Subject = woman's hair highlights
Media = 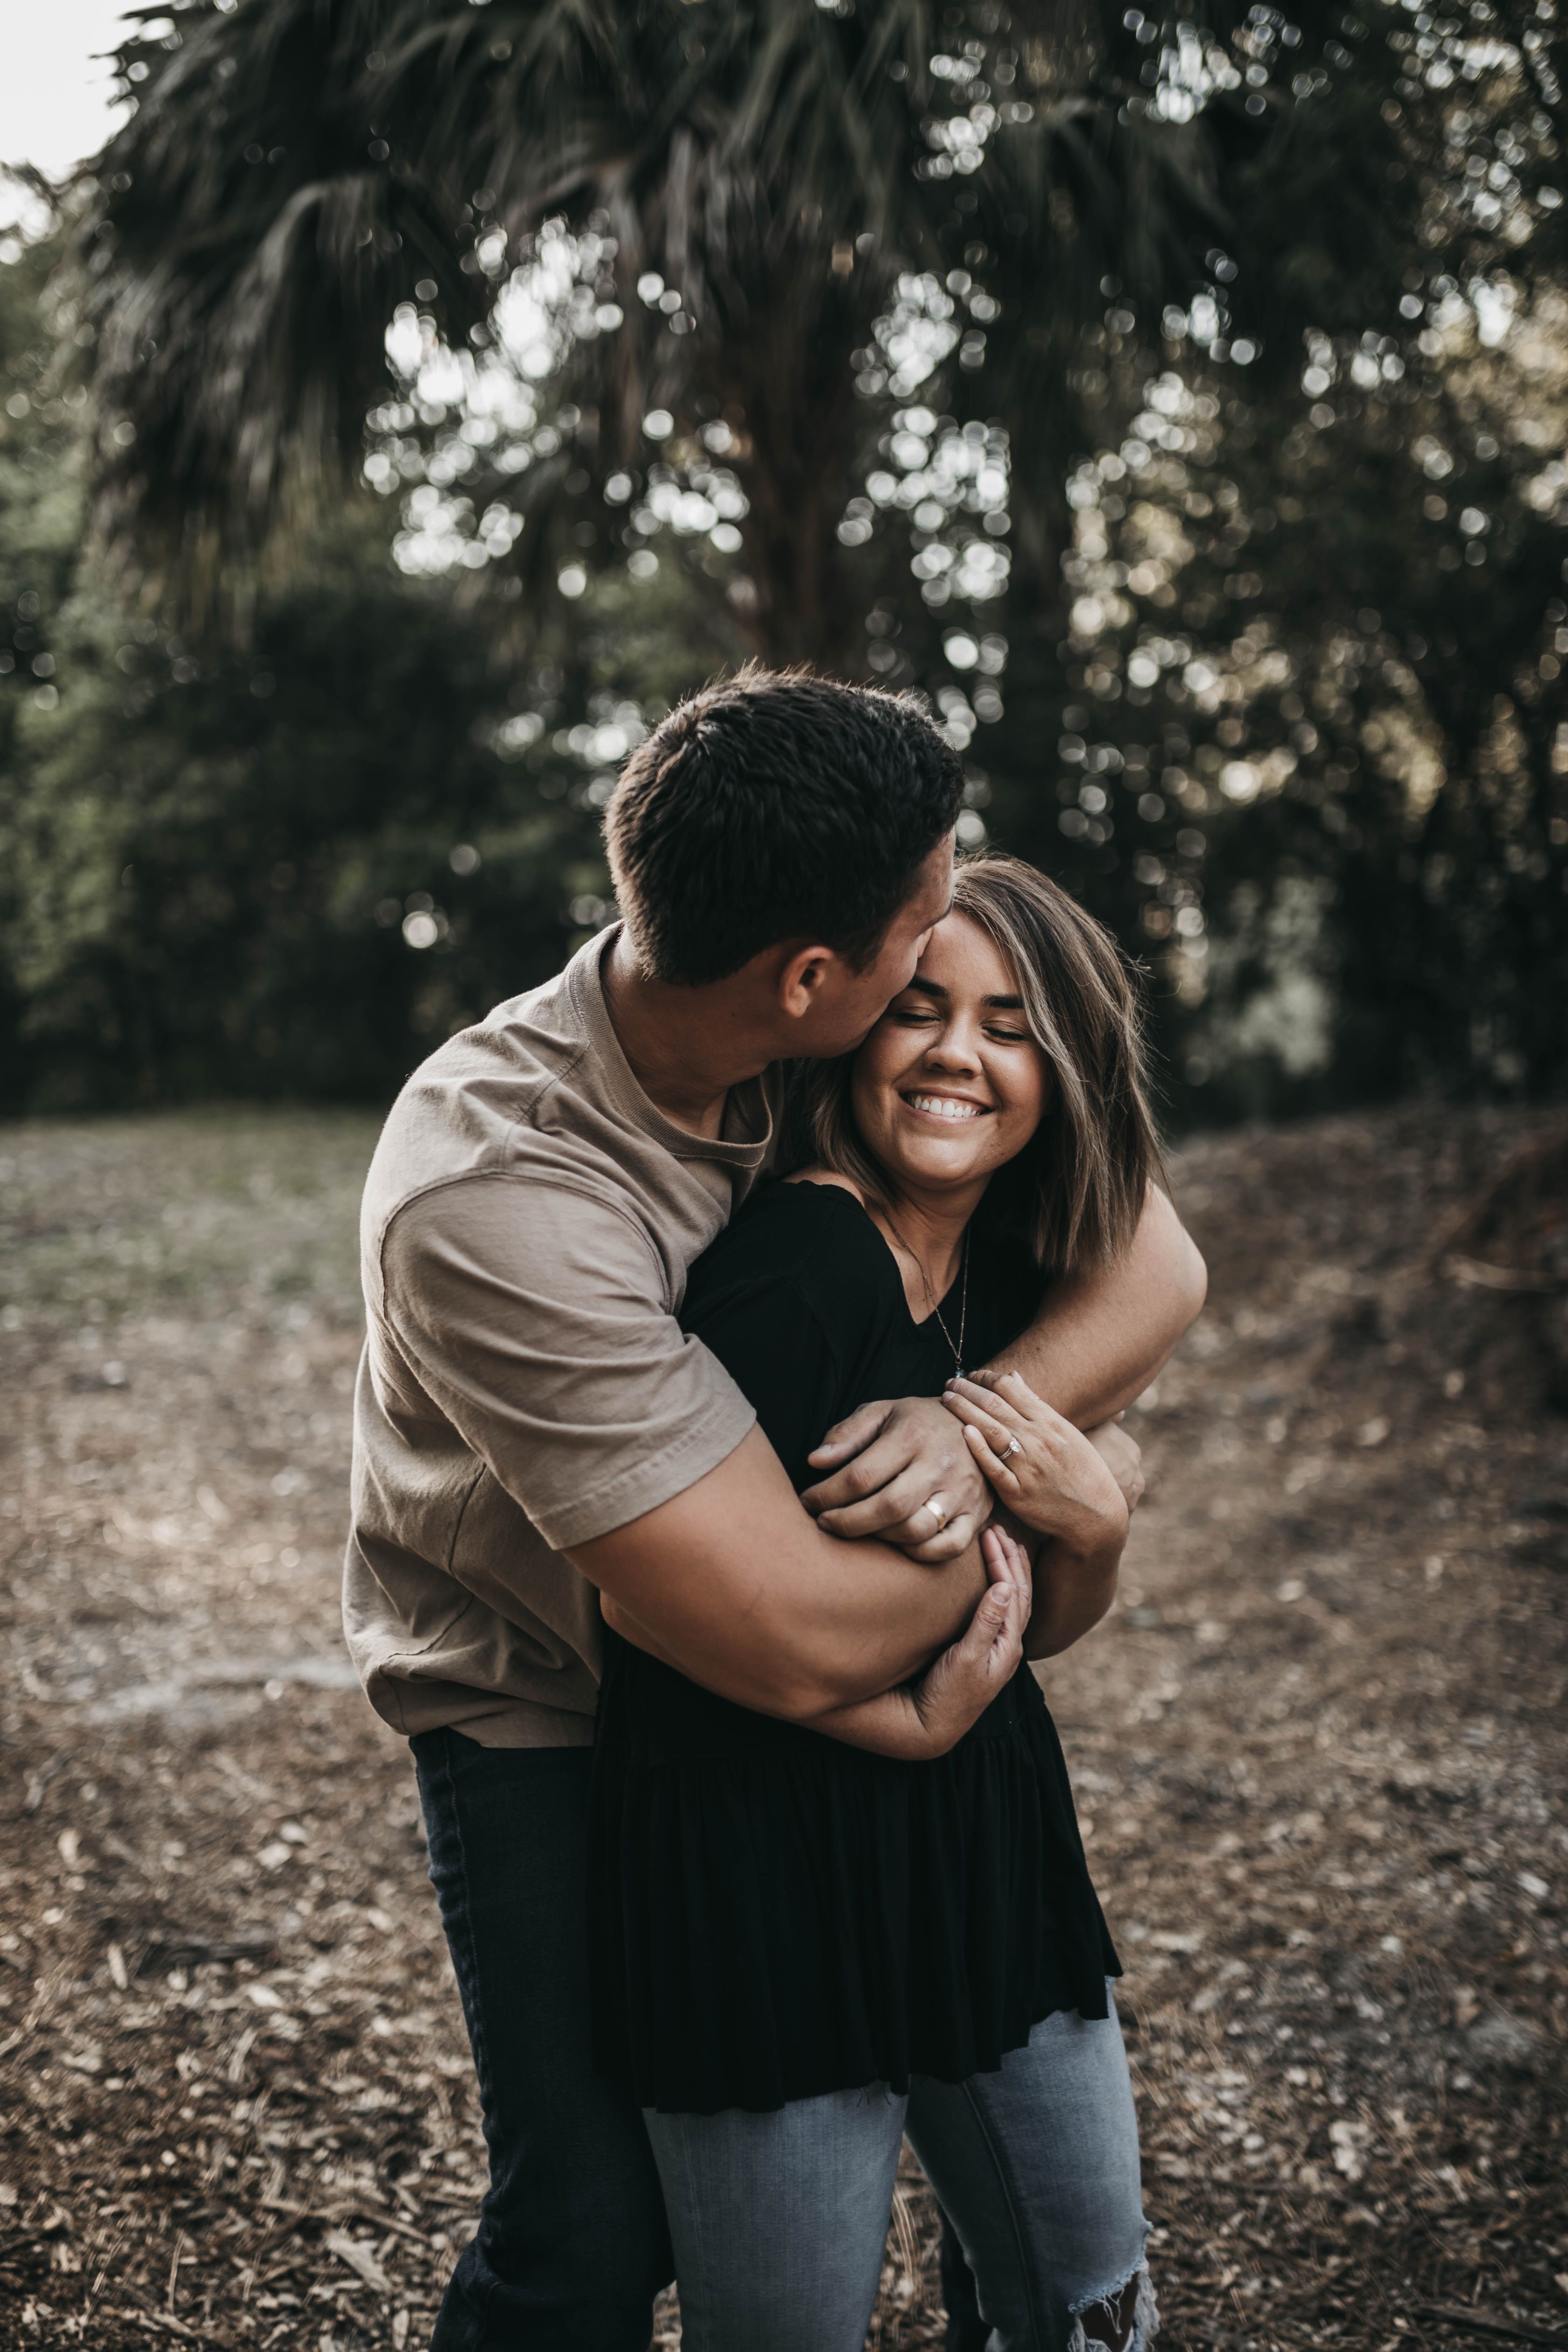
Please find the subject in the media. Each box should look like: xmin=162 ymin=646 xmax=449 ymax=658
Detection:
xmin=781 ymin=853 xmax=1165 ymax=1274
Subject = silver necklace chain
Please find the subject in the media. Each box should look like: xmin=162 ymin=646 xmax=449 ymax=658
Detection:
xmin=887 ymin=1218 xmax=969 ymax=1377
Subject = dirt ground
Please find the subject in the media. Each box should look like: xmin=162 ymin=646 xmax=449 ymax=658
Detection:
xmin=1 ymin=1101 xmax=1565 ymax=2352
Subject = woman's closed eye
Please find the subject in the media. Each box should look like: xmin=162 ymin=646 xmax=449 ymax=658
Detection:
xmin=892 ymin=1006 xmax=1030 ymax=1045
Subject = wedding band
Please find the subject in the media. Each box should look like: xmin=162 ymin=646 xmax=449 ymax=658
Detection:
xmin=923 ymin=1495 xmax=949 ymax=1533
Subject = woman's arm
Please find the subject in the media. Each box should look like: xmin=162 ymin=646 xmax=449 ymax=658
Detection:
xmin=939 ymin=1372 xmax=1132 ymax=1659
xmin=801 ymin=1183 xmax=1205 ymax=1556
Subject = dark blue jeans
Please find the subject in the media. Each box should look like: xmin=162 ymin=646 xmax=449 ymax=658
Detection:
xmin=411 ymin=1730 xmax=673 ymax=2351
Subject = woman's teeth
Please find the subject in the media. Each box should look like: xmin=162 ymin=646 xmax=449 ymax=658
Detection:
xmin=904 ymin=1093 xmax=986 ymax=1121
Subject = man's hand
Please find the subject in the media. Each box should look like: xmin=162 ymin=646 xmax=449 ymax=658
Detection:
xmin=801 ymin=1393 xmax=990 ymax=1561
xmin=796 ymin=1186 xmax=1201 ymax=1562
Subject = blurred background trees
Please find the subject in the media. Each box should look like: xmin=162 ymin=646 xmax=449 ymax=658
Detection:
xmin=2 ymin=0 xmax=1565 ymax=1116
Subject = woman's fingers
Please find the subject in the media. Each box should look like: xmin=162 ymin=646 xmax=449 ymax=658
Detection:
xmin=981 ymin=1525 xmax=1030 ymax=1615
xmin=980 ymin=1522 xmax=1015 ymax=1574
xmin=996 ymin=1568 xmax=1026 ymax=1658
xmin=943 ymin=1374 xmax=1028 ymax=1430
xmin=968 ymin=1578 xmax=1018 ymax=1666
xmin=956 ymin=1580 xmax=1011 ymax=1665
xmin=956 ymin=1368 xmax=1060 ymax=1428
xmin=946 ymin=1370 xmax=1071 ymax=1451
xmin=931 ymin=1373 xmax=1029 ymax=1449
xmin=941 ymin=1387 xmax=1021 ymax=1456
xmin=985 ymin=1524 xmax=1032 ymax=1619
xmin=950 ymin=1531 xmax=1024 ymax=1682
xmin=979 ymin=1522 xmax=1015 ymax=1583
xmin=962 ymin=1423 xmax=1024 ymax=1496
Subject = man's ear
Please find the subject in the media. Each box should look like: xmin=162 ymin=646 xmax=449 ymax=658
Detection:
xmin=776 ymin=943 xmax=841 ymax=1021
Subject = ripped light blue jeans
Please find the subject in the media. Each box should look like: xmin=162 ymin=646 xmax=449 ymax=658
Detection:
xmin=643 ymin=1998 xmax=1155 ymax=2352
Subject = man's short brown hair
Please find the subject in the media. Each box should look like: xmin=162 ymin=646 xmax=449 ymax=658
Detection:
xmin=605 ymin=667 xmax=963 ymax=986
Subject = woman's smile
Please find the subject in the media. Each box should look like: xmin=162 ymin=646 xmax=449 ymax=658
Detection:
xmin=900 ymin=1090 xmax=993 ymax=1124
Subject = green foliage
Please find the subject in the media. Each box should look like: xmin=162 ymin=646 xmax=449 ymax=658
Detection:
xmin=1 ymin=240 xmax=693 ymax=1108
xmin=980 ymin=300 xmax=1568 ymax=1114
xmin=71 ymin=0 xmax=1566 ymax=643
xmin=2 ymin=1 xmax=1566 ymax=1118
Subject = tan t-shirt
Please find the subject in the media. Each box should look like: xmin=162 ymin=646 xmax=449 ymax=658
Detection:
xmin=343 ymin=927 xmax=776 ymax=1748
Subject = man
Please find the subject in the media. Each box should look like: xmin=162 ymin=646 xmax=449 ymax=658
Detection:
xmin=344 ymin=668 xmax=1205 ymax=2350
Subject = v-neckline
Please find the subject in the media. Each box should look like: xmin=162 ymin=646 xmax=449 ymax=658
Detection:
xmin=788 ymin=1177 xmax=964 ymax=1333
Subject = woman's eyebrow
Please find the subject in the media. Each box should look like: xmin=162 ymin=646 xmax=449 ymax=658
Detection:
xmin=907 ymin=976 xmax=1026 ymax=1010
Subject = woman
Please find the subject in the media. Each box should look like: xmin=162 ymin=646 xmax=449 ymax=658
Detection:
xmin=589 ymin=854 xmax=1165 ymax=2352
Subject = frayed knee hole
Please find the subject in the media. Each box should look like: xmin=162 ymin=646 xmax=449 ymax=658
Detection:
xmin=1066 ymin=2263 xmax=1159 ymax=2352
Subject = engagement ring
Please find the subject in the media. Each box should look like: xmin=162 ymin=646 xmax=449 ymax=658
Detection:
xmin=1003 ymin=1437 xmax=1023 ymax=1460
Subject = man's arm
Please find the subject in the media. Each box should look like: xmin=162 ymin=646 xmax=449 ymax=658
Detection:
xmin=801 ymin=1183 xmax=1206 ymax=1555
xmin=380 ymin=1182 xmax=992 ymax=1724
xmin=570 ymin=1426 xmax=988 ymax=1721
xmin=602 ymin=1521 xmax=1031 ymax=1755
xmin=987 ymin=1182 xmax=1207 ymax=1422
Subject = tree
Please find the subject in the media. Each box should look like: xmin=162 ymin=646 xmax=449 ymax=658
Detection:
xmin=2 ymin=233 xmax=705 ymax=1110
xmin=18 ymin=0 xmax=1568 ymax=1115
xmin=980 ymin=28 xmax=1568 ymax=1111
xmin=75 ymin=0 xmax=1488 ymax=662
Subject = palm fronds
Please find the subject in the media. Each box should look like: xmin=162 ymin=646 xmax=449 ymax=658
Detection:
xmin=67 ymin=0 xmax=1568 ymax=643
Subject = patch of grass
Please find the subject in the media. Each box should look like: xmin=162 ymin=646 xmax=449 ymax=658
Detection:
xmin=0 ymin=1108 xmax=380 ymax=1327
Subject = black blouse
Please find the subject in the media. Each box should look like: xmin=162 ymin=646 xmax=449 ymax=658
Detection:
xmin=587 ymin=1180 xmax=1119 ymax=2115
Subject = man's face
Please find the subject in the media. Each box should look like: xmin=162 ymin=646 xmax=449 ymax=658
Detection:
xmin=798 ymin=831 xmax=957 ymax=1058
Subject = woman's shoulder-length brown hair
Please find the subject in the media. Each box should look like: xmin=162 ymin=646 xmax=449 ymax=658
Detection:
xmin=779 ymin=851 xmax=1166 ymax=1275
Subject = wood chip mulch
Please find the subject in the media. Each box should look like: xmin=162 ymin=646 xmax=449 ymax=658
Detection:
xmin=1 ymin=1102 xmax=1564 ymax=2352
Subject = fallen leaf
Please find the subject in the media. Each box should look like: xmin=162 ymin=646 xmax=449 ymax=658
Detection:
xmin=325 ymin=2230 xmax=392 ymax=2295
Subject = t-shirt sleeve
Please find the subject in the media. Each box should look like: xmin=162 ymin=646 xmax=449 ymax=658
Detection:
xmin=378 ymin=1175 xmax=757 ymax=1552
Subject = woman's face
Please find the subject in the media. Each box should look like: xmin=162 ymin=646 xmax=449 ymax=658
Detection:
xmin=850 ymin=911 xmax=1051 ymax=1199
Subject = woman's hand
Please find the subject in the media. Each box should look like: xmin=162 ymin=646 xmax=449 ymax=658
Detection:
xmin=906 ymin=1523 xmax=1032 ymax=1751
xmin=801 ymin=1522 xmax=1031 ymax=1760
xmin=939 ymin=1371 xmax=1133 ymax=1554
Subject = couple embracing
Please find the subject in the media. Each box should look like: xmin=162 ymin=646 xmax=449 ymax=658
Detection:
xmin=344 ymin=668 xmax=1206 ymax=2352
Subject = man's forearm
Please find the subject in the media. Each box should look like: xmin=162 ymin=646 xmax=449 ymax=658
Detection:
xmin=573 ymin=1426 xmax=987 ymax=1720
xmin=988 ymin=1184 xmax=1206 ymax=1426
xmin=603 ymin=1613 xmax=937 ymax=1754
